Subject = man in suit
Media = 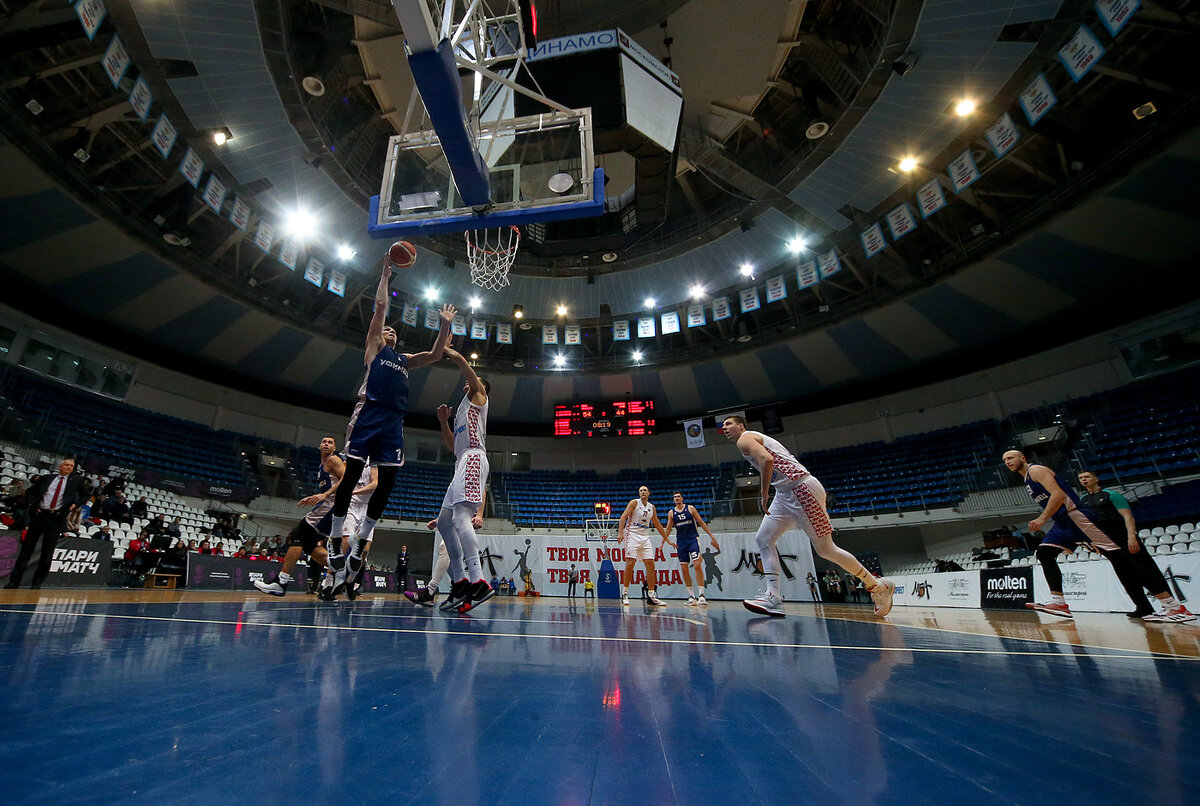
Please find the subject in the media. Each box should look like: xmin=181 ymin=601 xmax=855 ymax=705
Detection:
xmin=396 ymin=544 xmax=410 ymax=593
xmin=4 ymin=457 xmax=90 ymax=589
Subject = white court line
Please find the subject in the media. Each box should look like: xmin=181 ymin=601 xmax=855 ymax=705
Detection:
xmin=680 ymin=617 xmax=708 ymax=626
xmin=0 ymin=606 xmax=1192 ymax=661
xmin=343 ymin=612 xmax=563 ymax=625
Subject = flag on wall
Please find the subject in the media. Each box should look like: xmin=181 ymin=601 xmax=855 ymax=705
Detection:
xmin=684 ymin=418 xmax=706 ymax=449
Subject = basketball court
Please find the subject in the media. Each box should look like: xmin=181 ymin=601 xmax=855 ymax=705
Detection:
xmin=1 ymin=589 xmax=1196 ymax=803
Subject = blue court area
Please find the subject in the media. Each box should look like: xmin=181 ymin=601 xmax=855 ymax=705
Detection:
xmin=1 ymin=593 xmax=1197 ymax=805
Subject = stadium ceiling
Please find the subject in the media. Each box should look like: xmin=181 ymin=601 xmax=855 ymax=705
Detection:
xmin=1 ymin=0 xmax=1199 ymax=426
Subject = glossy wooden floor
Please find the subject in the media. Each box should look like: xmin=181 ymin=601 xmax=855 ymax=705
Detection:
xmin=1 ymin=589 xmax=1197 ymax=805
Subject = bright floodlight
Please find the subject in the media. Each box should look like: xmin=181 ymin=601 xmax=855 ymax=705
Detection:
xmin=212 ymin=131 xmax=227 ymax=146
xmin=739 ymin=263 xmax=754 ymax=277
xmin=553 ymin=354 xmax=566 ymax=367
xmin=424 ymin=286 xmax=438 ymax=301
xmin=899 ymin=157 xmax=918 ymax=173
xmin=336 ymin=244 xmax=356 ymax=261
xmin=632 ymin=350 xmax=643 ymax=362
xmin=955 ymin=99 xmax=976 ymax=116
xmin=643 ymin=297 xmax=656 ymax=309
xmin=689 ymin=284 xmax=705 ymax=299
xmin=787 ymin=238 xmax=807 ymax=254
xmin=469 ymin=295 xmax=482 ymax=309
xmin=556 ymin=304 xmax=568 ymax=316
xmin=469 ymin=352 xmax=479 ymax=360
xmin=284 ymin=209 xmax=318 ymax=239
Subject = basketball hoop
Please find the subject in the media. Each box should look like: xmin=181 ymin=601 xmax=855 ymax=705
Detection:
xmin=465 ymin=225 xmax=520 ymax=291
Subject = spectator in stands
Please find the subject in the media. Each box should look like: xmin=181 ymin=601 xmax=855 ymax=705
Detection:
xmin=213 ymin=542 xmax=225 ymax=556
xmin=146 ymin=514 xmax=166 ymax=536
xmin=1077 ymin=470 xmax=1194 ymax=622
xmin=198 ymin=539 xmax=212 ymax=554
xmin=123 ymin=530 xmax=156 ymax=583
xmin=167 ymin=517 xmax=182 ymax=539
xmin=5 ymin=457 xmax=89 ymax=589
xmin=131 ymin=496 xmax=149 ymax=520
xmin=92 ymin=525 xmax=113 ymax=541
xmin=491 ymin=574 xmax=499 ymax=592
xmin=103 ymin=477 xmax=125 ymax=498
xmin=187 ymin=539 xmax=198 ymax=552
xmin=110 ymin=495 xmax=133 ymax=527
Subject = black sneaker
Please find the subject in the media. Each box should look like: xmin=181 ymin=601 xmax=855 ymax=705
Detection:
xmin=345 ymin=575 xmax=359 ymax=600
xmin=458 ymin=580 xmax=495 ymax=613
xmin=405 ymin=584 xmax=438 ymax=607
xmin=439 ymin=579 xmax=471 ymax=611
xmin=347 ymin=553 xmax=363 ymax=578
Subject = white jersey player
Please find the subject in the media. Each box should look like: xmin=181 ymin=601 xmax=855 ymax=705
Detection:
xmin=617 ymin=486 xmax=668 ymax=606
xmin=722 ymin=415 xmax=894 ymax=618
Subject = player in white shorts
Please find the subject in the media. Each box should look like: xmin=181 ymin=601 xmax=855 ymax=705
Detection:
xmin=722 ymin=414 xmax=895 ymax=618
xmin=341 ymin=463 xmax=379 ymax=601
xmin=617 ymin=486 xmax=668 ymax=606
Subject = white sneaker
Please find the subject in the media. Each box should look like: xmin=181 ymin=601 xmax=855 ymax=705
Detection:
xmin=1144 ymin=605 xmax=1197 ymax=623
xmin=697 ymin=595 xmax=707 ymax=605
xmin=620 ymin=592 xmax=629 ymax=605
xmin=870 ymin=577 xmax=896 ymax=617
xmin=647 ymin=591 xmax=667 ymax=607
xmin=685 ymin=595 xmax=698 ymax=606
xmin=254 ymin=579 xmax=287 ymax=596
xmin=742 ymin=592 xmax=784 ymax=617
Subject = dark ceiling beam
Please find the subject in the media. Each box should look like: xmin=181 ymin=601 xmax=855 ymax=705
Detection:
xmin=2 ymin=50 xmax=106 ymax=89
xmin=307 ymin=0 xmax=401 ymax=29
xmin=1090 ymin=64 xmax=1175 ymax=94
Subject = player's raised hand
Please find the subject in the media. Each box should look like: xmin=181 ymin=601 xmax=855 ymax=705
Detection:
xmin=381 ymin=262 xmax=392 ymax=281
xmin=439 ymin=303 xmax=457 ymax=324
xmin=436 ymin=403 xmax=453 ymax=422
xmin=443 ymin=346 xmax=461 ymax=361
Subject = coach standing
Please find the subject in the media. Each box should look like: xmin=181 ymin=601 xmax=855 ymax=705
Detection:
xmin=4 ymin=458 xmax=89 ymax=589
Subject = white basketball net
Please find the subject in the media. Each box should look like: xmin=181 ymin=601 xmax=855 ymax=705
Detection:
xmin=465 ymin=225 xmax=520 ymax=291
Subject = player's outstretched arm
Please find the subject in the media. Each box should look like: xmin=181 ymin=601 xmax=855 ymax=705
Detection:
xmin=364 ymin=263 xmax=392 ymax=364
xmin=444 ymin=346 xmax=487 ymax=404
xmin=617 ymin=499 xmax=636 ymax=542
xmin=737 ymin=433 xmax=774 ymax=511
xmin=435 ymin=404 xmax=455 ymax=453
xmin=692 ymin=505 xmax=720 ymax=550
xmin=407 ymin=303 xmax=456 ymax=369
xmin=473 ymin=487 xmax=487 ymax=530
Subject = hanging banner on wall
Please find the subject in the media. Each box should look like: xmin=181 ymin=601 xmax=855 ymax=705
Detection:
xmin=74 ymin=0 xmax=108 ymax=41
xmin=451 ymin=315 xmax=468 ymax=337
xmin=818 ymin=249 xmax=841 ymax=279
xmin=766 ymin=275 xmax=787 ymax=303
xmin=401 ymin=301 xmax=418 ymax=327
xmin=279 ymin=238 xmax=299 ymax=270
xmin=564 ymin=323 xmax=582 ymax=344
xmin=128 ymin=75 xmax=153 ymax=122
xmin=985 ymin=112 xmax=1020 ymax=159
xmin=660 ymin=310 xmax=680 ymax=334
xmin=151 ymin=114 xmax=178 ymax=159
xmin=179 ymin=146 xmax=204 ymax=188
xmin=304 ymin=256 xmax=324 ymax=287
xmin=797 ymin=258 xmax=820 ymax=289
xmin=948 ymin=148 xmax=981 ymax=193
xmin=327 ymin=270 xmax=346 ymax=297
xmin=916 ymin=177 xmax=947 ymax=219
xmin=229 ymin=197 xmax=251 ymax=232
xmin=886 ymin=203 xmax=918 ymax=240
xmin=424 ymin=309 xmax=440 ymax=330
xmin=613 ymin=320 xmax=631 ymax=341
xmin=542 ymin=325 xmax=559 ymax=344
xmin=254 ymin=220 xmax=275 ymax=253
xmin=712 ymin=296 xmax=731 ymax=321
xmin=202 ymin=174 xmax=226 ymax=215
xmin=860 ymin=222 xmax=886 ymax=257
xmin=1059 ymin=24 xmax=1105 ymax=82
xmin=684 ymin=418 xmax=706 ymax=449
xmin=1095 ymin=0 xmax=1139 ymax=36
xmin=496 ymin=323 xmax=513 ymax=344
xmin=1019 ymin=73 xmax=1057 ymax=125
xmin=470 ymin=320 xmax=488 ymax=340
xmin=637 ymin=317 xmax=656 ymax=338
xmin=686 ymin=304 xmax=706 ymax=327
xmin=102 ymin=34 xmax=130 ymax=88
xmin=739 ymin=286 xmax=761 ymax=313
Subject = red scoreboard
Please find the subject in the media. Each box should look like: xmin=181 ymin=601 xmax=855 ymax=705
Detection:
xmin=553 ymin=400 xmax=657 ymax=437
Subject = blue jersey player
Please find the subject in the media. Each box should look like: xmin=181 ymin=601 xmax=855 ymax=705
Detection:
xmin=660 ymin=492 xmax=720 ymax=605
xmin=328 ymin=261 xmax=455 ymax=582
xmin=1003 ymin=450 xmax=1144 ymax=619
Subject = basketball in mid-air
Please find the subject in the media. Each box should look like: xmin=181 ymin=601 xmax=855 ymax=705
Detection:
xmin=388 ymin=240 xmax=417 ymax=268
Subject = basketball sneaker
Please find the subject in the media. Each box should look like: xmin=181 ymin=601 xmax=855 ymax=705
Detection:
xmin=405 ymin=583 xmax=438 ymax=607
xmin=439 ymin=579 xmax=472 ymax=611
xmin=620 ymin=592 xmax=630 ymax=606
xmin=1026 ymin=600 xmax=1073 ymax=619
xmin=870 ymin=578 xmax=896 ymax=617
xmin=458 ymin=580 xmax=495 ymax=613
xmin=347 ymin=552 xmax=364 ymax=579
xmin=697 ymin=595 xmax=708 ymax=605
xmin=254 ymin=578 xmax=287 ymax=596
xmin=647 ymin=591 xmax=667 ymax=607
xmin=685 ymin=595 xmax=698 ymax=606
xmin=345 ymin=574 xmax=359 ymax=601
xmin=743 ymin=592 xmax=785 ymax=618
xmin=1144 ymin=605 xmax=1197 ymax=623
xmin=329 ymin=565 xmax=348 ymax=598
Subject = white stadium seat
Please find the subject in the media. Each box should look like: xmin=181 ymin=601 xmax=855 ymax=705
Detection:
xmin=1151 ymin=527 xmax=1166 ymax=536
xmin=1179 ymin=523 xmax=1195 ymax=533
xmin=1173 ymin=542 xmax=1191 ymax=553
xmin=1165 ymin=525 xmax=1180 ymax=535
xmin=1143 ymin=535 xmax=1160 ymax=547
xmin=1138 ymin=528 xmax=1151 ymax=538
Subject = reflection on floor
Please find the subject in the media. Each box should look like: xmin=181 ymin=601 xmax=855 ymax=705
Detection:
xmin=1 ymin=590 xmax=1196 ymax=804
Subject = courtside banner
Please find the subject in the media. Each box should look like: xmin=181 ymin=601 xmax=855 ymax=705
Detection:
xmin=980 ymin=566 xmax=1034 ymax=609
xmin=0 ymin=537 xmax=111 ymax=588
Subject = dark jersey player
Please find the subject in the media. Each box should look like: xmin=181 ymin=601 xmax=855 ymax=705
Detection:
xmin=660 ymin=492 xmax=720 ymax=605
xmin=327 ymin=261 xmax=454 ymax=579
xmin=1002 ymin=450 xmax=1149 ymax=619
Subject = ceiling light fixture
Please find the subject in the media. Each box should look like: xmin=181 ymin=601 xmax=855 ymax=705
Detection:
xmin=689 ymin=284 xmax=705 ymax=300
xmin=644 ymin=297 xmax=656 ymax=309
xmin=898 ymin=157 xmax=917 ymax=173
xmin=955 ymin=99 xmax=976 ymax=117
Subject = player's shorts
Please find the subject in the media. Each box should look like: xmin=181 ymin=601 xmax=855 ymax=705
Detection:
xmin=676 ymin=535 xmax=701 ymax=564
xmin=345 ymin=404 xmax=406 ymax=467
xmin=343 ymin=503 xmax=374 ymax=542
xmin=287 ymin=519 xmax=323 ymax=554
xmin=303 ymin=497 xmax=334 ymax=533
xmin=762 ymin=475 xmax=833 ymax=539
xmin=1039 ymin=510 xmax=1121 ymax=552
xmin=441 ymin=448 xmax=489 ymax=508
xmin=624 ymin=529 xmax=655 ymax=560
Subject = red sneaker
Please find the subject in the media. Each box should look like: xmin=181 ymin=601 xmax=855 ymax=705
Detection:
xmin=1026 ymin=601 xmax=1073 ymax=619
